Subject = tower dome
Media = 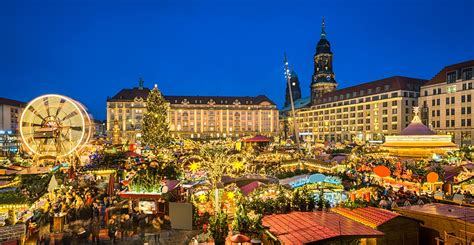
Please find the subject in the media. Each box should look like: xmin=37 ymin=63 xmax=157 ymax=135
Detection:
xmin=311 ymin=17 xmax=337 ymax=104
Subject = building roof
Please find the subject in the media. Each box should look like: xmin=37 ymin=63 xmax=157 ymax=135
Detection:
xmin=396 ymin=203 xmax=474 ymax=225
xmin=281 ymin=96 xmax=311 ymax=112
xmin=424 ymin=60 xmax=474 ymax=86
xmin=312 ymin=76 xmax=426 ymax=106
xmin=331 ymin=207 xmax=400 ymax=228
xmin=262 ymin=211 xmax=383 ymax=245
xmin=108 ymin=87 xmax=276 ymax=105
xmin=108 ymin=87 xmax=150 ymax=101
xmin=0 ymin=97 xmax=25 ymax=108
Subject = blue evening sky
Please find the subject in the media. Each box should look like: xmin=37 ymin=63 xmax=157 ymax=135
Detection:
xmin=1 ymin=0 xmax=472 ymax=120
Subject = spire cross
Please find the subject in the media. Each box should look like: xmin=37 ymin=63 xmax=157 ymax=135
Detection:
xmin=321 ymin=16 xmax=326 ymax=39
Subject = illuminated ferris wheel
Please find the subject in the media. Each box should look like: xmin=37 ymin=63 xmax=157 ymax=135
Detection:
xmin=19 ymin=94 xmax=93 ymax=158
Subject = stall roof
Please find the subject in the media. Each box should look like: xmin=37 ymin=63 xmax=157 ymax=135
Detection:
xmin=396 ymin=203 xmax=474 ymax=225
xmin=331 ymin=207 xmax=400 ymax=228
xmin=242 ymin=135 xmax=270 ymax=143
xmin=279 ymin=174 xmax=309 ymax=186
xmin=262 ymin=211 xmax=383 ymax=245
xmin=240 ymin=181 xmax=264 ymax=196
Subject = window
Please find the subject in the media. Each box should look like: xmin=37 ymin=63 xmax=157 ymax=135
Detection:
xmin=451 ymin=120 xmax=455 ymax=127
xmin=392 ymin=124 xmax=397 ymax=130
xmin=451 ymin=97 xmax=455 ymax=104
xmin=462 ymin=119 xmax=466 ymax=127
xmin=432 ymin=100 xmax=435 ymax=106
xmin=468 ymin=107 xmax=472 ymax=114
xmin=446 ymin=120 xmax=450 ymax=127
xmin=432 ymin=110 xmax=435 ymax=117
xmin=447 ymin=71 xmax=457 ymax=84
xmin=437 ymin=99 xmax=440 ymax=106
xmin=446 ymin=109 xmax=450 ymax=116
xmin=468 ymin=95 xmax=472 ymax=102
xmin=462 ymin=107 xmax=465 ymax=115
xmin=433 ymin=89 xmax=437 ymax=95
xmin=447 ymin=85 xmax=456 ymax=93
xmin=392 ymin=101 xmax=397 ymax=106
xmin=437 ymin=110 xmax=440 ymax=116
xmin=463 ymin=83 xmax=467 ymax=90
xmin=446 ymin=98 xmax=450 ymax=104
xmin=451 ymin=108 xmax=455 ymax=115
xmin=383 ymin=102 xmax=388 ymax=107
xmin=468 ymin=119 xmax=472 ymax=127
xmin=462 ymin=95 xmax=466 ymax=103
xmin=462 ymin=68 xmax=473 ymax=81
xmin=424 ymin=90 xmax=428 ymax=96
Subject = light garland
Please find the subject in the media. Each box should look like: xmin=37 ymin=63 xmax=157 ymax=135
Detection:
xmin=0 ymin=180 xmax=21 ymax=189
xmin=0 ymin=204 xmax=29 ymax=210
xmin=86 ymin=169 xmax=116 ymax=175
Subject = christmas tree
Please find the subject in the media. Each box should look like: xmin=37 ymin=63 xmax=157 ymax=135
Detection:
xmin=142 ymin=84 xmax=170 ymax=150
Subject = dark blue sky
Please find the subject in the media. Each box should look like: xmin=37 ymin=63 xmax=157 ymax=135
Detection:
xmin=1 ymin=0 xmax=472 ymax=120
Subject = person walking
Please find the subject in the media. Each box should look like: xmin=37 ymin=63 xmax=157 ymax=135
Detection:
xmin=138 ymin=211 xmax=147 ymax=239
xmin=90 ymin=218 xmax=101 ymax=244
xmin=152 ymin=215 xmax=164 ymax=244
xmin=107 ymin=218 xmax=118 ymax=243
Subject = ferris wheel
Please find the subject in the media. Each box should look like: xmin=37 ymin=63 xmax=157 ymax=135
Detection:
xmin=19 ymin=94 xmax=93 ymax=158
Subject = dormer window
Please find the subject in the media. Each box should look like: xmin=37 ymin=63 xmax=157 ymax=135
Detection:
xmin=462 ymin=68 xmax=473 ymax=81
xmin=447 ymin=71 xmax=457 ymax=84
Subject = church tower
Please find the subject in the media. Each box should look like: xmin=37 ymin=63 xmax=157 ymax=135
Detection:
xmin=311 ymin=17 xmax=337 ymax=104
xmin=284 ymin=70 xmax=302 ymax=107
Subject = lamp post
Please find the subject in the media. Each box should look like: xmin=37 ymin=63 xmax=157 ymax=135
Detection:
xmin=284 ymin=53 xmax=301 ymax=151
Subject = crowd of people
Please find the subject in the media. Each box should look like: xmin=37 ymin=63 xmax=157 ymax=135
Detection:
xmin=28 ymin=169 xmax=170 ymax=244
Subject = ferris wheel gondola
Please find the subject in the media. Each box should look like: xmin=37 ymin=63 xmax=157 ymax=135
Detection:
xmin=19 ymin=94 xmax=93 ymax=158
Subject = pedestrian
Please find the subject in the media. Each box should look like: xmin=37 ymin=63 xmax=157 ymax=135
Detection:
xmin=131 ymin=209 xmax=139 ymax=235
xmin=152 ymin=215 xmax=163 ymax=244
xmin=108 ymin=218 xmax=117 ymax=243
xmin=90 ymin=218 xmax=101 ymax=244
xmin=123 ymin=214 xmax=132 ymax=238
xmin=138 ymin=211 xmax=147 ymax=238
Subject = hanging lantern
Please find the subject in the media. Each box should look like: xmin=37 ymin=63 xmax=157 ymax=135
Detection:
xmin=374 ymin=166 xmax=391 ymax=178
xmin=427 ymin=172 xmax=439 ymax=183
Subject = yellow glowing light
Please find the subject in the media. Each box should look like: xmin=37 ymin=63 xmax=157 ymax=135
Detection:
xmin=233 ymin=161 xmax=244 ymax=171
xmin=227 ymin=192 xmax=235 ymax=200
xmin=189 ymin=162 xmax=200 ymax=172
xmin=198 ymin=194 xmax=207 ymax=203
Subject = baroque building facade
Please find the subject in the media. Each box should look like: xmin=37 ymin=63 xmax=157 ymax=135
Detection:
xmin=299 ymin=76 xmax=424 ymax=142
xmin=107 ymin=80 xmax=279 ymax=143
xmin=419 ymin=60 xmax=474 ymax=146
xmin=0 ymin=97 xmax=25 ymax=156
xmin=281 ymin=18 xmax=426 ymax=143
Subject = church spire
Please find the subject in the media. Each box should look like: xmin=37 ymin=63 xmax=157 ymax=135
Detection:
xmin=320 ymin=16 xmax=326 ymax=39
xmin=138 ymin=77 xmax=144 ymax=90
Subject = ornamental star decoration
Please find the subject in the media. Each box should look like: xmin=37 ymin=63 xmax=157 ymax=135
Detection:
xmin=189 ymin=162 xmax=200 ymax=173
